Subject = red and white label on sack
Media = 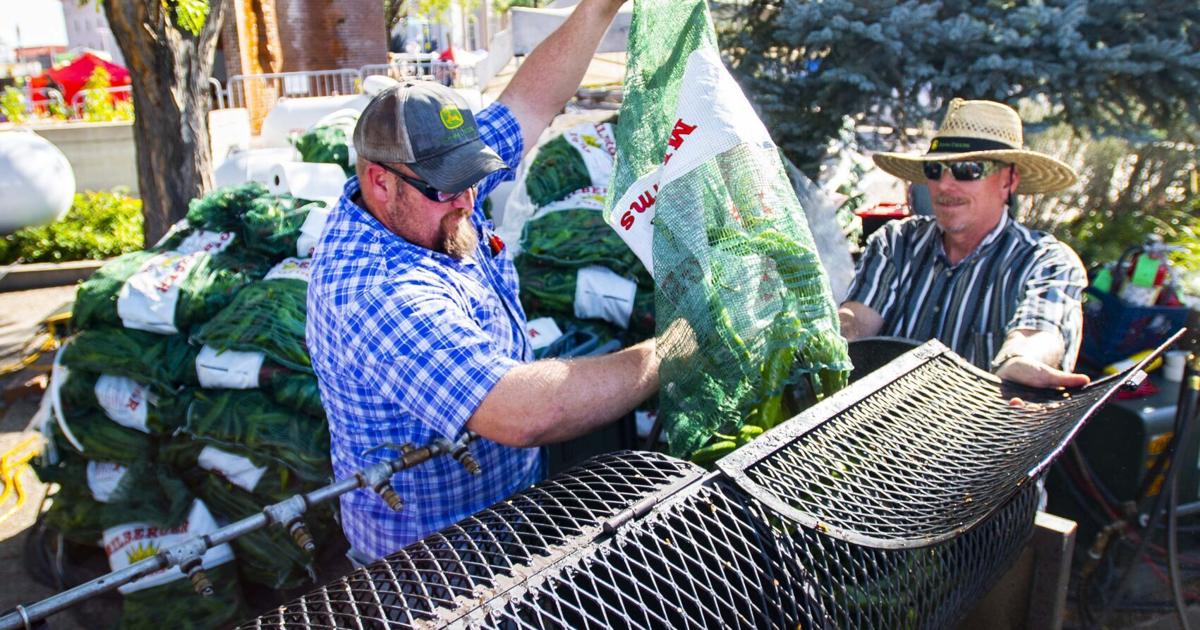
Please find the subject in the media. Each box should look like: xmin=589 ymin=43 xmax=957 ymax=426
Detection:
xmin=94 ymin=374 xmax=154 ymax=434
xmin=574 ymin=266 xmax=637 ymax=329
xmin=563 ymin=122 xmax=618 ymax=189
xmin=297 ymin=205 xmax=331 ymax=258
xmin=86 ymin=461 xmax=128 ymax=503
xmin=175 ymin=229 xmax=237 ymax=255
xmin=531 ymin=186 xmax=608 ymax=219
xmin=117 ymin=251 xmax=206 ymax=334
xmin=195 ymin=345 xmax=264 ymax=389
xmin=526 ymin=317 xmax=565 ymax=351
xmin=103 ymin=499 xmax=234 ymax=594
xmin=197 ymin=446 xmax=267 ymax=493
xmin=608 ymin=47 xmax=775 ymax=278
xmin=265 ymin=257 xmax=312 ymax=282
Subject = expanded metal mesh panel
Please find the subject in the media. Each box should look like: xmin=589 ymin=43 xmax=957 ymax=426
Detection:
xmin=719 ymin=340 xmax=1142 ymax=548
xmin=240 ymin=451 xmax=699 ymax=629
xmin=242 ymin=339 xmax=1156 ymax=629
xmin=439 ymin=478 xmax=1037 ymax=629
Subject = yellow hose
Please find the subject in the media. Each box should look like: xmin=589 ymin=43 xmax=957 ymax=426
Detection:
xmin=0 ymin=434 xmax=43 ymax=526
xmin=0 ymin=309 xmax=69 ymax=376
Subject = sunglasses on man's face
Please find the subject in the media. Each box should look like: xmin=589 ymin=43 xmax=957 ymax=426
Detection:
xmin=922 ymin=160 xmax=1009 ymax=182
xmin=376 ymin=162 xmax=473 ymax=203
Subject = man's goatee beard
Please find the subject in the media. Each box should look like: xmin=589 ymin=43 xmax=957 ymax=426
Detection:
xmin=441 ymin=209 xmax=478 ymax=259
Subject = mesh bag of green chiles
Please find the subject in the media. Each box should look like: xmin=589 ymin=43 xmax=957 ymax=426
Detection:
xmin=183 ymin=389 xmax=331 ymax=484
xmin=262 ymin=366 xmax=324 ymax=417
xmin=72 ymin=251 xmax=159 ymax=331
xmin=241 ymin=196 xmax=325 ymax=260
xmin=190 ymin=346 xmax=325 ymax=418
xmin=53 ymin=409 xmax=155 ymax=464
xmin=186 ymin=182 xmax=270 ymax=232
xmin=525 ymin=121 xmax=618 ymax=207
xmin=191 ymin=258 xmax=313 ymax=373
xmin=61 ymin=328 xmax=199 ymax=392
xmin=604 ymin=0 xmax=850 ymax=459
xmin=35 ymin=448 xmax=192 ymax=532
xmin=519 ymin=200 xmax=648 ymax=277
xmin=60 ymin=370 xmax=191 ymax=435
xmin=294 ymin=124 xmax=354 ymax=176
xmin=33 ymin=451 xmax=191 ymax=547
xmin=516 ymin=259 xmax=656 ymax=338
xmin=70 ymin=248 xmax=260 ymax=336
xmin=160 ymin=438 xmax=302 ymax=505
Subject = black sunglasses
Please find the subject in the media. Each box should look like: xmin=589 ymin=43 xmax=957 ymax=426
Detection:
xmin=375 ymin=162 xmax=473 ymax=203
xmin=922 ymin=160 xmax=1009 ymax=182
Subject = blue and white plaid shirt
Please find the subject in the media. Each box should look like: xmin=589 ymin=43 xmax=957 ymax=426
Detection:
xmin=306 ymin=102 xmax=541 ymax=560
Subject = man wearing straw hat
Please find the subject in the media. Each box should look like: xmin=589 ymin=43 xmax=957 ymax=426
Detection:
xmin=838 ymin=98 xmax=1090 ymax=389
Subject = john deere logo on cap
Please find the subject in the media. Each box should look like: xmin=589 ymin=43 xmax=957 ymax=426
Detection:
xmin=440 ymin=106 xmax=464 ymax=130
xmin=930 ymin=139 xmax=939 ymax=151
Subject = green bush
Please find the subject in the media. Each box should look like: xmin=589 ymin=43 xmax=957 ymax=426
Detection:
xmin=81 ymin=66 xmax=134 ymax=123
xmin=1 ymin=86 xmax=26 ymax=124
xmin=0 ymin=190 xmax=143 ymax=265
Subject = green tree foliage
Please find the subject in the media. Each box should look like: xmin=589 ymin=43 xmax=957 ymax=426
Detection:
xmin=1021 ymin=113 xmax=1198 ymax=269
xmin=493 ymin=0 xmax=545 ymax=12
xmin=169 ymin=0 xmax=209 ymax=35
xmin=0 ymin=87 xmax=26 ymax=124
xmin=80 ymin=66 xmax=135 ymax=122
xmin=721 ymin=0 xmax=1200 ymax=175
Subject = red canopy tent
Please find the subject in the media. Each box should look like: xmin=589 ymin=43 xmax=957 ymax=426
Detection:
xmin=29 ymin=52 xmax=131 ymax=109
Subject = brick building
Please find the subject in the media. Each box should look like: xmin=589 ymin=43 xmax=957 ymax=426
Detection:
xmin=217 ymin=0 xmax=388 ymax=130
xmin=220 ymin=0 xmax=388 ymax=81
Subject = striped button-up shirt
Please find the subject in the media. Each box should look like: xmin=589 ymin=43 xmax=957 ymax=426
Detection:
xmin=845 ymin=214 xmax=1087 ymax=370
xmin=306 ymin=102 xmax=541 ymax=561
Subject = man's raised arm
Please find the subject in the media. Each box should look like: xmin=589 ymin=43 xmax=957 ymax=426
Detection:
xmin=497 ymin=0 xmax=627 ymax=153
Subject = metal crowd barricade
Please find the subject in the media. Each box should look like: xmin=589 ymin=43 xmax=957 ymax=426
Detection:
xmin=15 ymin=86 xmax=67 ymax=119
xmin=240 ymin=338 xmax=1173 ymax=629
xmin=207 ymin=77 xmax=226 ymax=111
xmin=205 ymin=57 xmax=491 ymax=112
xmin=359 ymin=53 xmax=438 ymax=82
xmin=224 ymin=69 xmax=361 ymax=111
xmin=69 ymin=85 xmax=133 ymax=118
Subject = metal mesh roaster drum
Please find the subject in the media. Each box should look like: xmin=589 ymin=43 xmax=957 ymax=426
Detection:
xmin=243 ymin=340 xmax=1150 ymax=629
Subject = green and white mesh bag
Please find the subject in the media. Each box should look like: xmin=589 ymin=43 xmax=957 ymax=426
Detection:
xmin=605 ymin=0 xmax=851 ymax=459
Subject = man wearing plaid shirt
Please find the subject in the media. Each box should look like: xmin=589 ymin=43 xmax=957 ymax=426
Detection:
xmin=839 ymin=99 xmax=1090 ymax=390
xmin=307 ymin=0 xmax=658 ymax=563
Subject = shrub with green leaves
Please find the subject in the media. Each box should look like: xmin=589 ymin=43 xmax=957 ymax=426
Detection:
xmin=1 ymin=86 xmax=26 ymax=124
xmin=0 ymin=190 xmax=143 ymax=265
xmin=81 ymin=66 xmax=134 ymax=123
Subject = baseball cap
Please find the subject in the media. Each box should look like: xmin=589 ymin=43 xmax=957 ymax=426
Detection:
xmin=352 ymin=83 xmax=509 ymax=194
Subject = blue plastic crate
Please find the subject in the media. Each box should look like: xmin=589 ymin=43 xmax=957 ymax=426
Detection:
xmin=1080 ymin=287 xmax=1188 ymax=367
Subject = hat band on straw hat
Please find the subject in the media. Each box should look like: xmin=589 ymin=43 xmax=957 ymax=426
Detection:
xmin=928 ymin=136 xmax=1016 ymax=154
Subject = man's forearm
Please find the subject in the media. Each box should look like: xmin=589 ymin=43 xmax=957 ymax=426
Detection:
xmin=468 ymin=338 xmax=658 ymax=447
xmin=498 ymin=0 xmax=625 ymax=152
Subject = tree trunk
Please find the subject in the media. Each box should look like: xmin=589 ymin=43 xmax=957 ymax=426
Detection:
xmin=103 ymin=0 xmax=229 ymax=246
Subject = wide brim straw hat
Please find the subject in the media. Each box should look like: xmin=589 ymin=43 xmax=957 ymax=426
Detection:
xmin=872 ymin=98 xmax=1078 ymax=194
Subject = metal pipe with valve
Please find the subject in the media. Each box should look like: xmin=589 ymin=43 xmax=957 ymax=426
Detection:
xmin=0 ymin=431 xmax=481 ymax=630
